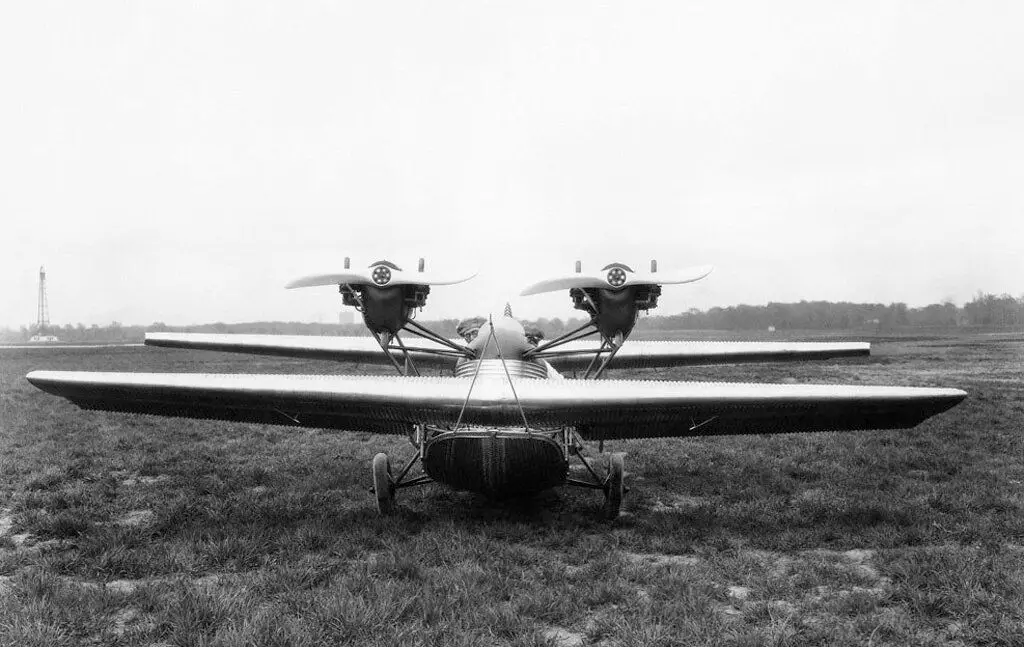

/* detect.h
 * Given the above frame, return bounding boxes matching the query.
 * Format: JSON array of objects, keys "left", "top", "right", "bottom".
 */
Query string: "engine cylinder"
[{"left": 454, "top": 359, "right": 548, "bottom": 379}]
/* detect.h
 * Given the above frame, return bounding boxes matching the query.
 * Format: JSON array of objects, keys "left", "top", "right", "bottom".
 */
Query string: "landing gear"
[
  {"left": 372, "top": 453, "right": 395, "bottom": 515},
  {"left": 566, "top": 431, "right": 627, "bottom": 520},
  {"left": 603, "top": 452, "right": 625, "bottom": 520},
  {"left": 369, "top": 428, "right": 436, "bottom": 514}
]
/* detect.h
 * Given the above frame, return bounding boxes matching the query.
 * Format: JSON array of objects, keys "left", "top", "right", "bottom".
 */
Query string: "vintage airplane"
[{"left": 27, "top": 258, "right": 966, "bottom": 519}]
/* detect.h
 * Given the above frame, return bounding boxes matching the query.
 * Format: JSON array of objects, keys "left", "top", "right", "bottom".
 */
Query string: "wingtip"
[{"left": 25, "top": 370, "right": 55, "bottom": 388}]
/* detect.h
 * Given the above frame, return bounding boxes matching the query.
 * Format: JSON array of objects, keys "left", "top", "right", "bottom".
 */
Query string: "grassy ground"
[{"left": 0, "top": 332, "right": 1021, "bottom": 646}]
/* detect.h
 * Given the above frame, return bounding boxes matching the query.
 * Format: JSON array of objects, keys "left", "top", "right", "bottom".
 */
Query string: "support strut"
[{"left": 524, "top": 320, "right": 598, "bottom": 357}]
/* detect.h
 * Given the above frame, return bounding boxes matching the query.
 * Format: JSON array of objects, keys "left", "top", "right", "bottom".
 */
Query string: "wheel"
[
  {"left": 603, "top": 452, "right": 625, "bottom": 520},
  {"left": 372, "top": 452, "right": 395, "bottom": 515}
]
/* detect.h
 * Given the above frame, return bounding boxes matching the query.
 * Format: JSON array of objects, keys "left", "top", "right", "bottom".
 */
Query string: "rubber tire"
[
  {"left": 372, "top": 452, "right": 395, "bottom": 515},
  {"left": 603, "top": 453, "right": 625, "bottom": 520}
]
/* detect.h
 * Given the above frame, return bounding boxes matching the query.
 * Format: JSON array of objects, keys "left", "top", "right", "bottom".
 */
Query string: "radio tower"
[
  {"left": 36, "top": 266, "right": 50, "bottom": 334},
  {"left": 30, "top": 266, "right": 57, "bottom": 342}
]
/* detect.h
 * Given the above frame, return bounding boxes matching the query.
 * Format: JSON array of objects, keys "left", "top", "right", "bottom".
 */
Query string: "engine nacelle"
[
  {"left": 571, "top": 284, "right": 661, "bottom": 342},
  {"left": 342, "top": 283, "right": 430, "bottom": 335}
]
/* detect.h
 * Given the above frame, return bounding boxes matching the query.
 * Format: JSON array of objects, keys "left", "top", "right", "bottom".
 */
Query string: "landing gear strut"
[
  {"left": 603, "top": 453, "right": 625, "bottom": 520},
  {"left": 372, "top": 453, "right": 395, "bottom": 515},
  {"left": 565, "top": 429, "right": 627, "bottom": 520},
  {"left": 369, "top": 427, "right": 435, "bottom": 515}
]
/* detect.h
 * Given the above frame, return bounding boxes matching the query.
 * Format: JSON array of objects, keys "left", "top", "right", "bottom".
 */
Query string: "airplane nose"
[{"left": 469, "top": 315, "right": 531, "bottom": 360}]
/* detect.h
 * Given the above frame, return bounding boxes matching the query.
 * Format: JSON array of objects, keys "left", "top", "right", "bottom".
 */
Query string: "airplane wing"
[
  {"left": 27, "top": 371, "right": 964, "bottom": 438},
  {"left": 536, "top": 340, "right": 870, "bottom": 369},
  {"left": 144, "top": 333, "right": 463, "bottom": 368}
]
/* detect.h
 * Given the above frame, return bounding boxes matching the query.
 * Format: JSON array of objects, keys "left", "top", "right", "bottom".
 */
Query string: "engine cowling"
[
  {"left": 342, "top": 282, "right": 429, "bottom": 335},
  {"left": 571, "top": 283, "right": 661, "bottom": 343}
]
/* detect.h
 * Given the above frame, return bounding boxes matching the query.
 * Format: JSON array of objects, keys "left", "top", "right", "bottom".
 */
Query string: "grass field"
[{"left": 1, "top": 332, "right": 1022, "bottom": 646}]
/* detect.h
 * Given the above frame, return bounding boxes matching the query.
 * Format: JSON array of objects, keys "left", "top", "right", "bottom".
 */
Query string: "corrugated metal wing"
[{"left": 27, "top": 371, "right": 964, "bottom": 439}]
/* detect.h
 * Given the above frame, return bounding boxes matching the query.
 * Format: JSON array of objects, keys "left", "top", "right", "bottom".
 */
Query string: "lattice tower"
[{"left": 37, "top": 266, "right": 49, "bottom": 334}]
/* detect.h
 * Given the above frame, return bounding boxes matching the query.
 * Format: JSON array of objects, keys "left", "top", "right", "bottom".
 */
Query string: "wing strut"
[
  {"left": 403, "top": 319, "right": 473, "bottom": 355},
  {"left": 393, "top": 334, "right": 419, "bottom": 377},
  {"left": 523, "top": 320, "right": 599, "bottom": 357},
  {"left": 590, "top": 332, "right": 625, "bottom": 379},
  {"left": 581, "top": 340, "right": 609, "bottom": 378},
  {"left": 373, "top": 331, "right": 407, "bottom": 375}
]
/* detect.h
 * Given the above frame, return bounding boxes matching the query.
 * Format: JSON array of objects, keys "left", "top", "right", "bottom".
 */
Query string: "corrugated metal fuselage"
[{"left": 422, "top": 428, "right": 568, "bottom": 496}]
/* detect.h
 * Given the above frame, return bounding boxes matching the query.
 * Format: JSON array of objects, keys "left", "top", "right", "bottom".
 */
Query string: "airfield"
[{"left": 1, "top": 331, "right": 1021, "bottom": 645}]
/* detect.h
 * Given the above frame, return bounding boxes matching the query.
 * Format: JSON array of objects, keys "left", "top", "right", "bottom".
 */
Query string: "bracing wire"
[
  {"left": 487, "top": 316, "right": 531, "bottom": 432},
  {"left": 452, "top": 331, "right": 491, "bottom": 431}
]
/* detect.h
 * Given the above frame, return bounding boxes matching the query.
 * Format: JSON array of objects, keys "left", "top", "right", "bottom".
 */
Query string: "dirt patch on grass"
[
  {"left": 741, "top": 548, "right": 795, "bottom": 578},
  {"left": 105, "top": 579, "right": 143, "bottom": 595},
  {"left": 840, "top": 549, "right": 874, "bottom": 561},
  {"left": 105, "top": 573, "right": 223, "bottom": 595},
  {"left": 727, "top": 585, "right": 751, "bottom": 600},
  {"left": 120, "top": 475, "right": 170, "bottom": 487},
  {"left": 1, "top": 510, "right": 41, "bottom": 549},
  {"left": 806, "top": 548, "right": 889, "bottom": 584},
  {"left": 650, "top": 495, "right": 710, "bottom": 513},
  {"left": 740, "top": 547, "right": 887, "bottom": 583},
  {"left": 115, "top": 509, "right": 155, "bottom": 527},
  {"left": 713, "top": 602, "right": 744, "bottom": 619},
  {"left": 542, "top": 626, "right": 585, "bottom": 647},
  {"left": 0, "top": 508, "right": 13, "bottom": 536},
  {"left": 110, "top": 607, "right": 155, "bottom": 637},
  {"left": 623, "top": 551, "right": 701, "bottom": 568}
]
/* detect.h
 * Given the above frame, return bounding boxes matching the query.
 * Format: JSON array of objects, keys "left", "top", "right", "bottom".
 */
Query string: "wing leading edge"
[
  {"left": 538, "top": 340, "right": 870, "bottom": 369},
  {"left": 27, "top": 370, "right": 964, "bottom": 439},
  {"left": 146, "top": 333, "right": 867, "bottom": 370},
  {"left": 144, "top": 332, "right": 459, "bottom": 368}
]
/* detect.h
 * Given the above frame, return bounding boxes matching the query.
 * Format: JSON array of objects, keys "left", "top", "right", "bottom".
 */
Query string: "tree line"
[{"left": 3, "top": 291, "right": 1022, "bottom": 343}]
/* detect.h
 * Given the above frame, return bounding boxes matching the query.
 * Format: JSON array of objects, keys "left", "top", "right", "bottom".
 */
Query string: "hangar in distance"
[{"left": 27, "top": 258, "right": 965, "bottom": 519}]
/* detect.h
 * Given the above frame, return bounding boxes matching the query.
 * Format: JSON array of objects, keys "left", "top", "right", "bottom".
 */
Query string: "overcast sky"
[{"left": 1, "top": 1, "right": 1021, "bottom": 328}]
